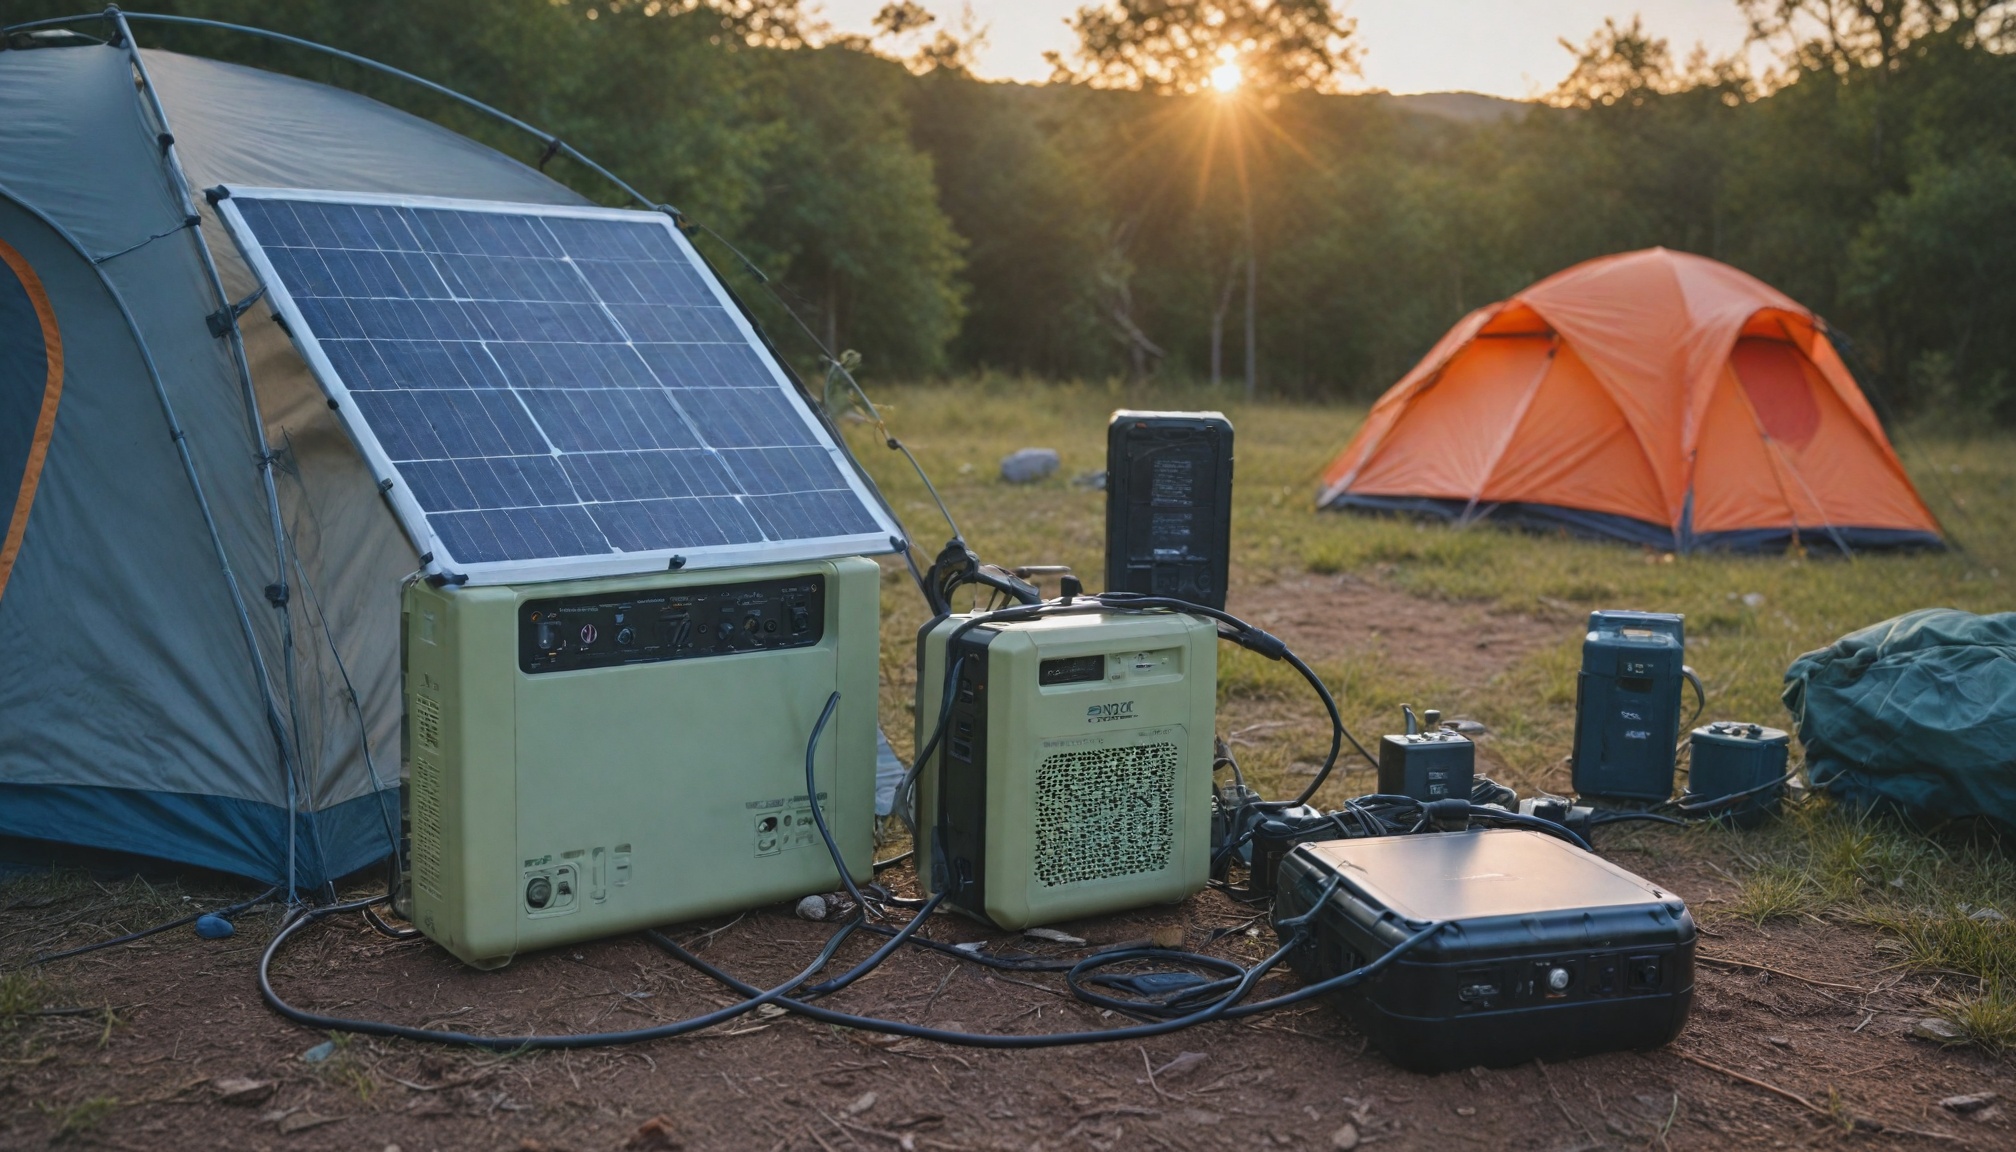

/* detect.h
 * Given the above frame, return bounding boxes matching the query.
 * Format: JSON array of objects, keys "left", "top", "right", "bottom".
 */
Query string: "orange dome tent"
[{"left": 1318, "top": 248, "right": 1942, "bottom": 552}]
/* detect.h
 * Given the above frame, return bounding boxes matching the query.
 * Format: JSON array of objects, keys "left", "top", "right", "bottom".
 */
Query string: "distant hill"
[{"left": 1374, "top": 91, "right": 1529, "bottom": 124}]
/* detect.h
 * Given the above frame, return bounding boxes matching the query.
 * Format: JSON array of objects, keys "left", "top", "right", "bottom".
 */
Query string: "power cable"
[{"left": 30, "top": 886, "right": 278, "bottom": 965}]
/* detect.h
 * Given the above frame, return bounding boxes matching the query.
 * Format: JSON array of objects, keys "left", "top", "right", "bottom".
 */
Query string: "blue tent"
[{"left": 0, "top": 28, "right": 588, "bottom": 888}]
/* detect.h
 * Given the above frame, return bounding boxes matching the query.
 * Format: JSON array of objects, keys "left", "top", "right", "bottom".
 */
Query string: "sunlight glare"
[{"left": 1209, "top": 59, "right": 1243, "bottom": 94}]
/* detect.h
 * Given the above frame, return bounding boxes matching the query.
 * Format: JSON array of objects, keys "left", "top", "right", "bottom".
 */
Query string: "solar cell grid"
[{"left": 221, "top": 191, "right": 892, "bottom": 578}]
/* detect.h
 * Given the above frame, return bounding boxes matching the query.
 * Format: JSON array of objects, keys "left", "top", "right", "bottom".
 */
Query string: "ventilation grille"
[
  {"left": 411, "top": 753, "right": 445, "bottom": 899},
  {"left": 413, "top": 693, "right": 443, "bottom": 751},
  {"left": 1033, "top": 741, "right": 1179, "bottom": 888}
]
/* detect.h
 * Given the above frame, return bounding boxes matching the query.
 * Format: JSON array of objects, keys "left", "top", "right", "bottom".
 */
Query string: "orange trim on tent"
[{"left": 0, "top": 239, "right": 63, "bottom": 604}]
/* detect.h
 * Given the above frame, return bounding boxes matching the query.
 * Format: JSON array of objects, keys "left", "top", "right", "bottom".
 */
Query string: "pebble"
[
  {"left": 1000, "top": 448, "right": 1060, "bottom": 484},
  {"left": 795, "top": 894, "right": 828, "bottom": 921},
  {"left": 1940, "top": 1092, "right": 1999, "bottom": 1114},
  {"left": 1329, "top": 1123, "right": 1359, "bottom": 1150},
  {"left": 1912, "top": 1017, "right": 1963, "bottom": 1043}
]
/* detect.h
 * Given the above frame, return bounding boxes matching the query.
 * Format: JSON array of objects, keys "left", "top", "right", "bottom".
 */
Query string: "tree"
[
  {"left": 738, "top": 47, "right": 967, "bottom": 378},
  {"left": 1043, "top": 2, "right": 1359, "bottom": 394},
  {"left": 1846, "top": 150, "right": 2016, "bottom": 418},
  {"left": 1048, "top": 0, "right": 1358, "bottom": 94}
]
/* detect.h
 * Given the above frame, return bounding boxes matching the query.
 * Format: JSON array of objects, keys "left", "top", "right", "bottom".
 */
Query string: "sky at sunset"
[{"left": 810, "top": 1, "right": 1756, "bottom": 97}]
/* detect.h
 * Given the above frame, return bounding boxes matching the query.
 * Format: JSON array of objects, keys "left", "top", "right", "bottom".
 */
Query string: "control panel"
[{"left": 520, "top": 574, "right": 825, "bottom": 674}]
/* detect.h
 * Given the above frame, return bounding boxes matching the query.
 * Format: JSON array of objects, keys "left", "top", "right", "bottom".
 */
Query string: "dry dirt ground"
[{"left": 2, "top": 583, "right": 2011, "bottom": 1152}]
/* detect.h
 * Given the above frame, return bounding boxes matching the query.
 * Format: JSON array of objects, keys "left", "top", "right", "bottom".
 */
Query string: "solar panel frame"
[{"left": 213, "top": 185, "right": 902, "bottom": 585}]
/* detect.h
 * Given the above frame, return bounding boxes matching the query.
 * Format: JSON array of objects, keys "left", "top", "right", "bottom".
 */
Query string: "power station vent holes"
[
  {"left": 413, "top": 693, "right": 443, "bottom": 751},
  {"left": 411, "top": 753, "right": 445, "bottom": 899},
  {"left": 1033, "top": 741, "right": 1179, "bottom": 887}
]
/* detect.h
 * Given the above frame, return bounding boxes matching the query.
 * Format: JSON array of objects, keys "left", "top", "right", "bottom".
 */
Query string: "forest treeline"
[{"left": 10, "top": 0, "right": 2013, "bottom": 418}]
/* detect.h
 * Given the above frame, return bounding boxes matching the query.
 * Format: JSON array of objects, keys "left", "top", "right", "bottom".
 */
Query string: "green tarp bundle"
[{"left": 1784, "top": 609, "right": 2016, "bottom": 834}]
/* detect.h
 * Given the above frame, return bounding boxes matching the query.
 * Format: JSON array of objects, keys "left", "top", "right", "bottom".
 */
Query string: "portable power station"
[
  {"left": 1105, "top": 411, "right": 1234, "bottom": 609},
  {"left": 915, "top": 610, "right": 1218, "bottom": 929},
  {"left": 1572, "top": 611, "right": 1687, "bottom": 801},
  {"left": 1274, "top": 829, "right": 1695, "bottom": 1072},
  {"left": 401, "top": 558, "right": 880, "bottom": 968},
  {"left": 1685, "top": 722, "right": 1790, "bottom": 827}
]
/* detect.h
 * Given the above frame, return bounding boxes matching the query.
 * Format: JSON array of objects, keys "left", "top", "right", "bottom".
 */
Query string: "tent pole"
[
  {"left": 0, "top": 184, "right": 300, "bottom": 890},
  {"left": 114, "top": 9, "right": 317, "bottom": 899}
]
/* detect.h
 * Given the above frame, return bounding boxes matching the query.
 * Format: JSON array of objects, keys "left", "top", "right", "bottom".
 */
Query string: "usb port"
[
  {"left": 949, "top": 739, "right": 973, "bottom": 762},
  {"left": 954, "top": 719, "right": 973, "bottom": 740},
  {"left": 956, "top": 677, "right": 976, "bottom": 704}
]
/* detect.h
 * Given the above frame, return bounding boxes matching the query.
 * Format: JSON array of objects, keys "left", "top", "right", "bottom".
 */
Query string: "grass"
[
  {"left": 843, "top": 375, "right": 2016, "bottom": 1054},
  {"left": 0, "top": 969, "right": 50, "bottom": 1027},
  {"left": 37, "top": 1096, "right": 118, "bottom": 1142}
]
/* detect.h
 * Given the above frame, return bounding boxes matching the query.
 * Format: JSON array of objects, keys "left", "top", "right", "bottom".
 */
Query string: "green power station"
[
  {"left": 401, "top": 558, "right": 882, "bottom": 968},
  {"left": 915, "top": 610, "right": 1219, "bottom": 929}
]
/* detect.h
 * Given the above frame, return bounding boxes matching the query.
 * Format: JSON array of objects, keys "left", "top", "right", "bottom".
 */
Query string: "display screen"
[{"left": 1038, "top": 654, "right": 1106, "bottom": 686}]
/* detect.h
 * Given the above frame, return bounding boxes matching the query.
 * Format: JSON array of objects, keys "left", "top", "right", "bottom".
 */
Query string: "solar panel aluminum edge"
[{"left": 212, "top": 186, "right": 901, "bottom": 585}]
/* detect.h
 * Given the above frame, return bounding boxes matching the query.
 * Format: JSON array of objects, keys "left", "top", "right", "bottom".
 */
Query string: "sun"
[{"left": 1209, "top": 43, "right": 1243, "bottom": 94}]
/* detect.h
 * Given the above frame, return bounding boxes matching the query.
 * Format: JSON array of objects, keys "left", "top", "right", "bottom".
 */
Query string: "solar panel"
[{"left": 214, "top": 187, "right": 899, "bottom": 584}]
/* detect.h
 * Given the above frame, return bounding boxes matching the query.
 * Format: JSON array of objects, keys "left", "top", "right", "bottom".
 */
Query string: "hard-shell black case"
[{"left": 1273, "top": 829, "right": 1694, "bottom": 1072}]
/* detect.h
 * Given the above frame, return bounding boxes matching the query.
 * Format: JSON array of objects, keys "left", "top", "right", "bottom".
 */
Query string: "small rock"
[
  {"left": 1000, "top": 448, "right": 1060, "bottom": 484},
  {"left": 1940, "top": 1092, "right": 1999, "bottom": 1114},
  {"left": 1150, "top": 925, "right": 1185, "bottom": 949},
  {"left": 1742, "top": 592, "right": 1766, "bottom": 608},
  {"left": 194, "top": 914, "right": 236, "bottom": 940},
  {"left": 214, "top": 1077, "right": 275, "bottom": 1105},
  {"left": 1455, "top": 1105, "right": 1476, "bottom": 1116},
  {"left": 1329, "top": 1122, "right": 1360, "bottom": 1150},
  {"left": 1768, "top": 1036, "right": 1791, "bottom": 1048},
  {"left": 301, "top": 1040, "right": 336, "bottom": 1064},
  {"left": 1024, "top": 927, "right": 1086, "bottom": 946},
  {"left": 1968, "top": 907, "right": 2006, "bottom": 923},
  {"left": 846, "top": 1091, "right": 877, "bottom": 1116},
  {"left": 1913, "top": 1017, "right": 1964, "bottom": 1043},
  {"left": 624, "top": 1114, "right": 682, "bottom": 1149},
  {"left": 627, "top": 1117, "right": 681, "bottom": 1149},
  {"left": 1071, "top": 469, "right": 1107, "bottom": 490},
  {"left": 795, "top": 894, "right": 828, "bottom": 922},
  {"left": 385, "top": 1145, "right": 403, "bottom": 1152},
  {"left": 278, "top": 1112, "right": 343, "bottom": 1134}
]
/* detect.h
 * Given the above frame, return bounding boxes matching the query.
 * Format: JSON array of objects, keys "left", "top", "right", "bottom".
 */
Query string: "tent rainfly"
[
  {"left": 0, "top": 33, "right": 598, "bottom": 888},
  {"left": 1318, "top": 248, "right": 1943, "bottom": 552}
]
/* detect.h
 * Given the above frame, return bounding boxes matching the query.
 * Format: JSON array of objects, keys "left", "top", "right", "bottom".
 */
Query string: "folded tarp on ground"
[{"left": 1784, "top": 608, "right": 2016, "bottom": 834}]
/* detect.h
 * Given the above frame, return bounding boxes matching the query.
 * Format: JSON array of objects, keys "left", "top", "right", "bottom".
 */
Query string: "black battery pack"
[
  {"left": 1378, "top": 729, "right": 1474, "bottom": 801},
  {"left": 1105, "top": 411, "right": 1234, "bottom": 609},
  {"left": 1273, "top": 829, "right": 1694, "bottom": 1072}
]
